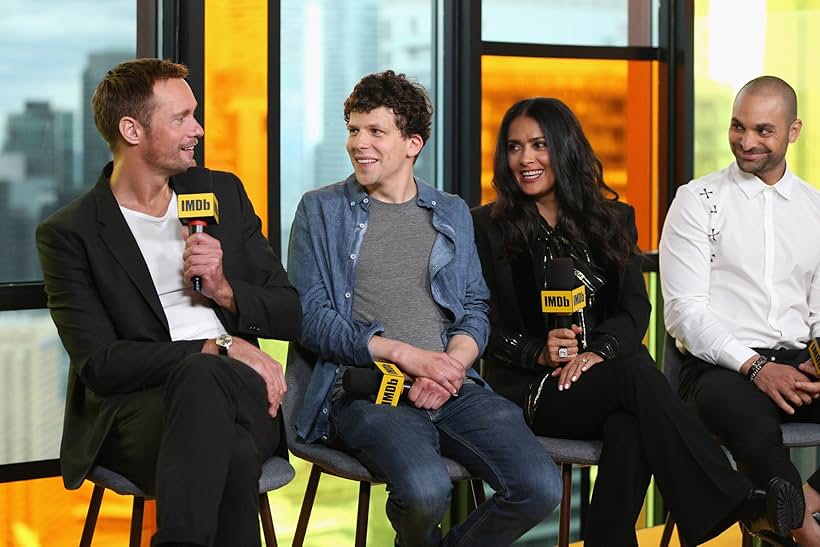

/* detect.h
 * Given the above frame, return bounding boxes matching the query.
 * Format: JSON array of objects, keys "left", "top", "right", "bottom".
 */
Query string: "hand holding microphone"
[
  {"left": 178, "top": 192, "right": 219, "bottom": 292},
  {"left": 343, "top": 362, "right": 408, "bottom": 406},
  {"left": 540, "top": 257, "right": 586, "bottom": 366},
  {"left": 178, "top": 191, "right": 235, "bottom": 311},
  {"left": 342, "top": 362, "right": 452, "bottom": 410}
]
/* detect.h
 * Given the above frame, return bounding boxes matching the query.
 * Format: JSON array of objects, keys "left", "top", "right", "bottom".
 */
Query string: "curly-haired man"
[{"left": 287, "top": 70, "right": 561, "bottom": 546}]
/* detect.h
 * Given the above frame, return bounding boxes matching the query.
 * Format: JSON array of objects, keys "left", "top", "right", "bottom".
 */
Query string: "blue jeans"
[{"left": 330, "top": 382, "right": 561, "bottom": 547}]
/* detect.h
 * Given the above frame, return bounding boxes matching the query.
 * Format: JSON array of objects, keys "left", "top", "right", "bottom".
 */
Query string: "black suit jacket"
[
  {"left": 36, "top": 163, "right": 300, "bottom": 489},
  {"left": 471, "top": 201, "right": 651, "bottom": 407}
]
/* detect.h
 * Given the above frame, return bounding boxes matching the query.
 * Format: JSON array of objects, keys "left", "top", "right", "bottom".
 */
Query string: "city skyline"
[{"left": 0, "top": 0, "right": 135, "bottom": 152}]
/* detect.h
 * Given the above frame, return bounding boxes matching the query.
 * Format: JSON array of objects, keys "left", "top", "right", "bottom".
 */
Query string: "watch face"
[{"left": 217, "top": 335, "right": 232, "bottom": 353}]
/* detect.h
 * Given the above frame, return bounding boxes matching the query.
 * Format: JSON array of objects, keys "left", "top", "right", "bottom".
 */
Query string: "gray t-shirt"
[
  {"left": 332, "top": 197, "right": 452, "bottom": 402},
  {"left": 352, "top": 197, "right": 449, "bottom": 351}
]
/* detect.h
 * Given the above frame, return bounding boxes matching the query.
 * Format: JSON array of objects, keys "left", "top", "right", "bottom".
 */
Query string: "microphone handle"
[
  {"left": 189, "top": 222, "right": 206, "bottom": 292},
  {"left": 551, "top": 313, "right": 574, "bottom": 330}
]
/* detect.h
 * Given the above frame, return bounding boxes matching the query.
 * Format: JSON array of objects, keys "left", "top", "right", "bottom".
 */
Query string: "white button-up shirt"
[{"left": 659, "top": 162, "right": 820, "bottom": 371}]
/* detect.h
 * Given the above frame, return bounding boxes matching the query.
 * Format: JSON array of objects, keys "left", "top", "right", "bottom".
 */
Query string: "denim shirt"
[{"left": 287, "top": 175, "right": 490, "bottom": 443}]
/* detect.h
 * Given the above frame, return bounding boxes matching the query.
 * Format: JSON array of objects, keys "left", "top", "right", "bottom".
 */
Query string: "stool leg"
[
  {"left": 558, "top": 463, "right": 572, "bottom": 547},
  {"left": 741, "top": 523, "right": 754, "bottom": 547},
  {"left": 469, "top": 479, "right": 486, "bottom": 509},
  {"left": 355, "top": 482, "right": 370, "bottom": 547},
  {"left": 293, "top": 465, "right": 322, "bottom": 547},
  {"left": 129, "top": 496, "right": 144, "bottom": 547},
  {"left": 259, "top": 493, "right": 277, "bottom": 547},
  {"left": 80, "top": 485, "right": 105, "bottom": 547},
  {"left": 579, "top": 466, "right": 590, "bottom": 539},
  {"left": 659, "top": 512, "right": 675, "bottom": 547}
]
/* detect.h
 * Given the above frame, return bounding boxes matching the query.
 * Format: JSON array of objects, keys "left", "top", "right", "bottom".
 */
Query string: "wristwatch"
[{"left": 215, "top": 334, "right": 233, "bottom": 356}]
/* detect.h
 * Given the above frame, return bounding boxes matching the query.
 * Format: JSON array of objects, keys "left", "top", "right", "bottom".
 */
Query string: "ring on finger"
[{"left": 558, "top": 347, "right": 569, "bottom": 358}]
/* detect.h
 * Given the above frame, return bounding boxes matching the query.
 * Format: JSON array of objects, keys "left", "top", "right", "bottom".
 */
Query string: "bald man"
[{"left": 660, "top": 76, "right": 820, "bottom": 545}]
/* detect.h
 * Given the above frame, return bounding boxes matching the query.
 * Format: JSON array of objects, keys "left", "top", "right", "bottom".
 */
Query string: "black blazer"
[
  {"left": 36, "top": 163, "right": 301, "bottom": 489},
  {"left": 471, "top": 201, "right": 651, "bottom": 407}
]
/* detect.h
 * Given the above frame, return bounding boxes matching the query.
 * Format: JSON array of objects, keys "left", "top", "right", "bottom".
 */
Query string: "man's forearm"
[
  {"left": 368, "top": 335, "right": 407, "bottom": 365},
  {"left": 212, "top": 281, "right": 237, "bottom": 314},
  {"left": 446, "top": 334, "right": 479, "bottom": 370}
]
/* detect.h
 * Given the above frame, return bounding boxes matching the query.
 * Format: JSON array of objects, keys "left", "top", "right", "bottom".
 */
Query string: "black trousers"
[
  {"left": 97, "top": 353, "right": 282, "bottom": 547},
  {"left": 530, "top": 347, "right": 751, "bottom": 547},
  {"left": 680, "top": 347, "right": 820, "bottom": 495}
]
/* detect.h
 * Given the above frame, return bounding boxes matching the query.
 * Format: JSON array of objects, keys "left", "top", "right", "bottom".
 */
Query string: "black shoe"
[{"left": 740, "top": 477, "right": 804, "bottom": 539}]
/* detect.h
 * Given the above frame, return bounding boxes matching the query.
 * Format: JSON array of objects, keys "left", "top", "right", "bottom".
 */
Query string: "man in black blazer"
[{"left": 36, "top": 58, "right": 300, "bottom": 546}]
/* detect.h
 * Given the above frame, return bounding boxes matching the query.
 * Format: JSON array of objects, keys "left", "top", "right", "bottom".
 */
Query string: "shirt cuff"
[{"left": 717, "top": 341, "right": 757, "bottom": 373}]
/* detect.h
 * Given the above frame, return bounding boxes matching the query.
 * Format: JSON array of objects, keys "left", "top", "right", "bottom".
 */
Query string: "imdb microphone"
[
  {"left": 177, "top": 192, "right": 219, "bottom": 292},
  {"left": 372, "top": 361, "right": 406, "bottom": 406},
  {"left": 541, "top": 257, "right": 587, "bottom": 330}
]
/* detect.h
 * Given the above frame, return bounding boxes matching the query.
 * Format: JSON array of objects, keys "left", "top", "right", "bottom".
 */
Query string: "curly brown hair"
[
  {"left": 92, "top": 58, "right": 189, "bottom": 150},
  {"left": 343, "top": 70, "right": 432, "bottom": 145}
]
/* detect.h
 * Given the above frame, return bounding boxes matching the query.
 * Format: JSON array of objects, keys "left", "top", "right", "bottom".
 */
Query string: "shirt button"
[
  {"left": 350, "top": 253, "right": 356, "bottom": 260},
  {"left": 322, "top": 407, "right": 328, "bottom": 414},
  {"left": 350, "top": 201, "right": 355, "bottom": 206},
  {"left": 321, "top": 435, "right": 328, "bottom": 441},
  {"left": 358, "top": 223, "right": 365, "bottom": 229},
  {"left": 431, "top": 200, "right": 437, "bottom": 206},
  {"left": 363, "top": 197, "right": 369, "bottom": 203},
  {"left": 344, "top": 292, "right": 351, "bottom": 298}
]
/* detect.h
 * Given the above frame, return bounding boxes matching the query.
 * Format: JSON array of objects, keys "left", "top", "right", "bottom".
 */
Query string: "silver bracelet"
[{"left": 747, "top": 355, "right": 770, "bottom": 383}]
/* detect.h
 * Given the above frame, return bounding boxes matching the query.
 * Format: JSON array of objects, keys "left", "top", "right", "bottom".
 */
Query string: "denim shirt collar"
[{"left": 343, "top": 174, "right": 442, "bottom": 211}]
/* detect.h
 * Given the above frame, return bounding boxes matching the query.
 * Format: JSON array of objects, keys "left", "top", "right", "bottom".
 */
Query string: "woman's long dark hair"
[{"left": 490, "top": 97, "right": 636, "bottom": 267}]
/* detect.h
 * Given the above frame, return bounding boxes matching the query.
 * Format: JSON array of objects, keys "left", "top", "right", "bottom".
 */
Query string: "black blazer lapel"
[{"left": 92, "top": 174, "right": 169, "bottom": 332}]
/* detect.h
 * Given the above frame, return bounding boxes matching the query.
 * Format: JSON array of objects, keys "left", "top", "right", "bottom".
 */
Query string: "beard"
[
  {"left": 731, "top": 144, "right": 786, "bottom": 180},
  {"left": 144, "top": 144, "right": 196, "bottom": 175}
]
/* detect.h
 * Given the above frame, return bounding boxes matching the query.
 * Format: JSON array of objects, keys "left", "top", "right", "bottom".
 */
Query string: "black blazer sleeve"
[
  {"left": 472, "top": 205, "right": 546, "bottom": 370},
  {"left": 583, "top": 204, "right": 651, "bottom": 360},
  {"left": 205, "top": 171, "right": 302, "bottom": 341}
]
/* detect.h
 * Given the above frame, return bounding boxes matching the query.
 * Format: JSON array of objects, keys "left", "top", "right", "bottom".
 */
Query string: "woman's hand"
[
  {"left": 552, "top": 351, "right": 604, "bottom": 391},
  {"left": 538, "top": 324, "right": 583, "bottom": 367}
]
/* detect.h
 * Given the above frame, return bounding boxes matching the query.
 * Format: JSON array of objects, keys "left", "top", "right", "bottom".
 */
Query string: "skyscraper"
[
  {"left": 3, "top": 100, "right": 73, "bottom": 189},
  {"left": 81, "top": 50, "right": 132, "bottom": 188}
]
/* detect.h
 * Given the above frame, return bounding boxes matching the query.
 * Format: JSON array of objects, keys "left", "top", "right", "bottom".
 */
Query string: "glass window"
[
  {"left": 0, "top": 310, "right": 67, "bottom": 466},
  {"left": 280, "top": 0, "right": 436, "bottom": 261},
  {"left": 481, "top": 0, "right": 660, "bottom": 47},
  {"left": 0, "top": 1, "right": 136, "bottom": 283},
  {"left": 693, "top": 0, "right": 820, "bottom": 187}
]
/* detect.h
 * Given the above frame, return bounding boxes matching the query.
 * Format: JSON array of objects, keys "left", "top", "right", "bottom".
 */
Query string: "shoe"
[{"left": 740, "top": 477, "right": 804, "bottom": 539}]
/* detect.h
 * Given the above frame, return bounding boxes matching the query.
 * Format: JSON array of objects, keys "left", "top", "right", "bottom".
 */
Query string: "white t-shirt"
[
  {"left": 660, "top": 162, "right": 820, "bottom": 371},
  {"left": 120, "top": 192, "right": 227, "bottom": 341}
]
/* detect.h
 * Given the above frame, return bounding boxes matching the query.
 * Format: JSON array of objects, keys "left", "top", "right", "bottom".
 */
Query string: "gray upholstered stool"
[
  {"left": 283, "top": 343, "right": 485, "bottom": 547},
  {"left": 80, "top": 456, "right": 295, "bottom": 547},
  {"left": 537, "top": 436, "right": 603, "bottom": 547}
]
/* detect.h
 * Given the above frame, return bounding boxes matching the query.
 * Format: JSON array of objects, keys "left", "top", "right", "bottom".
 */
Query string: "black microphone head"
[
  {"left": 342, "top": 367, "right": 382, "bottom": 395},
  {"left": 549, "top": 257, "right": 577, "bottom": 291}
]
